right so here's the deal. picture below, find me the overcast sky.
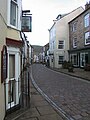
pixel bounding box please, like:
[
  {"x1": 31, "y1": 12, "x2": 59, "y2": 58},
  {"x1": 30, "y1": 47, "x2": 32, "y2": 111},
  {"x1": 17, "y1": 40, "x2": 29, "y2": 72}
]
[{"x1": 22, "y1": 0, "x2": 88, "y2": 46}]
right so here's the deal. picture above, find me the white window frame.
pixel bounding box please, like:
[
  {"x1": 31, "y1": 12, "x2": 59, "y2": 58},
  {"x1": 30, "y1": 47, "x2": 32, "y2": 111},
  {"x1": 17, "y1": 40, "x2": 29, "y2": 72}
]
[
  {"x1": 72, "y1": 22, "x2": 77, "y2": 32},
  {"x1": 6, "y1": 47, "x2": 20, "y2": 110},
  {"x1": 58, "y1": 56, "x2": 64, "y2": 64},
  {"x1": 70, "y1": 54, "x2": 79, "y2": 67},
  {"x1": 85, "y1": 32, "x2": 90, "y2": 45},
  {"x1": 58, "y1": 40, "x2": 64, "y2": 49},
  {"x1": 7, "y1": 0, "x2": 22, "y2": 30},
  {"x1": 73, "y1": 37, "x2": 77, "y2": 48},
  {"x1": 10, "y1": 0, "x2": 18, "y2": 27},
  {"x1": 84, "y1": 13, "x2": 90, "y2": 27}
]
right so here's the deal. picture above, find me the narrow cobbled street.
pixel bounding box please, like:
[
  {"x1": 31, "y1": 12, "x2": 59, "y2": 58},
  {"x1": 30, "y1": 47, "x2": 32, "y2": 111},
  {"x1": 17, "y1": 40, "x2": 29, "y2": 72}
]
[{"x1": 31, "y1": 64, "x2": 90, "y2": 120}]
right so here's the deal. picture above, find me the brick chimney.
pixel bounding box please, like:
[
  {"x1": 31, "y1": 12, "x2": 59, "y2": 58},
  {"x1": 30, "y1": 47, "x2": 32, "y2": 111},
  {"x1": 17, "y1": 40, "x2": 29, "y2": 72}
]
[{"x1": 85, "y1": 1, "x2": 90, "y2": 10}]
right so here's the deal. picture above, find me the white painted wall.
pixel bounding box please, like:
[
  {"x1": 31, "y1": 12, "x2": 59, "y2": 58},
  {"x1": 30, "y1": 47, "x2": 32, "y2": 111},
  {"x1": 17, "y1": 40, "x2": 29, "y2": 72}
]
[{"x1": 49, "y1": 7, "x2": 84, "y2": 68}]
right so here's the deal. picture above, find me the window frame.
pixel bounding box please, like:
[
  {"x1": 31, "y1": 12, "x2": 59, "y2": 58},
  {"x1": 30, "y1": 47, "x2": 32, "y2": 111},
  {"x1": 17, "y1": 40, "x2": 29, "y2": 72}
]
[
  {"x1": 58, "y1": 40, "x2": 64, "y2": 49},
  {"x1": 85, "y1": 31, "x2": 90, "y2": 45},
  {"x1": 10, "y1": 0, "x2": 18, "y2": 27},
  {"x1": 72, "y1": 22, "x2": 77, "y2": 32},
  {"x1": 73, "y1": 37, "x2": 77, "y2": 48},
  {"x1": 70, "y1": 54, "x2": 78, "y2": 66},
  {"x1": 84, "y1": 13, "x2": 90, "y2": 28},
  {"x1": 58, "y1": 56, "x2": 64, "y2": 64}
]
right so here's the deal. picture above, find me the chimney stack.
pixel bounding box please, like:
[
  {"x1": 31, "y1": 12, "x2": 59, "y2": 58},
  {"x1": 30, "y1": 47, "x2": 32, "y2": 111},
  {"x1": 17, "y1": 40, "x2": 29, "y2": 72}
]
[{"x1": 85, "y1": 1, "x2": 90, "y2": 10}]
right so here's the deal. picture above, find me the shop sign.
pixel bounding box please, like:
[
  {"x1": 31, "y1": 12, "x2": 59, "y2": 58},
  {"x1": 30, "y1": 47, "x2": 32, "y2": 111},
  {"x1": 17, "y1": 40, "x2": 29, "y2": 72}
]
[
  {"x1": 1, "y1": 45, "x2": 7, "y2": 83},
  {"x1": 21, "y1": 16, "x2": 32, "y2": 32}
]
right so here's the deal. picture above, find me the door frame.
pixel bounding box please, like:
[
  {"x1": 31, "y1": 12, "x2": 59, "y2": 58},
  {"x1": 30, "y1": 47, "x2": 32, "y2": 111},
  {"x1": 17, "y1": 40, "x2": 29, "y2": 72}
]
[
  {"x1": 80, "y1": 52, "x2": 88, "y2": 67},
  {"x1": 5, "y1": 47, "x2": 20, "y2": 110}
]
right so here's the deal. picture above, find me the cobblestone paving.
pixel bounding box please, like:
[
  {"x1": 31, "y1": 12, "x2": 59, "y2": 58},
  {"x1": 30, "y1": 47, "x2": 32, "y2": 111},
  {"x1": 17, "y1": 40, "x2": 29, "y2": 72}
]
[{"x1": 32, "y1": 64, "x2": 90, "y2": 120}]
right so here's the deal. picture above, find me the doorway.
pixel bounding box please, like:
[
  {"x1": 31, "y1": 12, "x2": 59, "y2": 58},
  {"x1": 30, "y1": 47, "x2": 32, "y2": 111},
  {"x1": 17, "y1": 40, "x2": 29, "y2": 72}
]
[
  {"x1": 5, "y1": 47, "x2": 20, "y2": 110},
  {"x1": 80, "y1": 52, "x2": 88, "y2": 67}
]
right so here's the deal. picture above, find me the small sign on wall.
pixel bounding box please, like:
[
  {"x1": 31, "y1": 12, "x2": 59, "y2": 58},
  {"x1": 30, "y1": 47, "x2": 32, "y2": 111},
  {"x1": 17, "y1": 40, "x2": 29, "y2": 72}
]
[
  {"x1": 1, "y1": 45, "x2": 7, "y2": 83},
  {"x1": 21, "y1": 16, "x2": 32, "y2": 32}
]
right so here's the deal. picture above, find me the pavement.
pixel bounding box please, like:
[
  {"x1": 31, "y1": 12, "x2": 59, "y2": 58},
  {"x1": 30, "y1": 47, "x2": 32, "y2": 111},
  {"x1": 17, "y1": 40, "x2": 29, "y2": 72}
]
[
  {"x1": 5, "y1": 66, "x2": 90, "y2": 120},
  {"x1": 5, "y1": 80, "x2": 64, "y2": 120},
  {"x1": 52, "y1": 67, "x2": 90, "y2": 81}
]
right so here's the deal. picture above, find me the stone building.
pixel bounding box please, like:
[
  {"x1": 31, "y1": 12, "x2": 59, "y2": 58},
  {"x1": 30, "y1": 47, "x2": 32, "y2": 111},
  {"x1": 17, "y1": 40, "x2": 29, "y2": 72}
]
[{"x1": 68, "y1": 2, "x2": 90, "y2": 68}]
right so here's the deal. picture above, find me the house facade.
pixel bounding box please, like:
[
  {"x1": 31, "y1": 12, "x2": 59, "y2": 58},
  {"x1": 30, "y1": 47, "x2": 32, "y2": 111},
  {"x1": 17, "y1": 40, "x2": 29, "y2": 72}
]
[
  {"x1": 49, "y1": 7, "x2": 84, "y2": 68},
  {"x1": 5, "y1": 0, "x2": 22, "y2": 112},
  {"x1": 0, "y1": 0, "x2": 7, "y2": 119},
  {"x1": 0, "y1": 0, "x2": 22, "y2": 119},
  {"x1": 68, "y1": 2, "x2": 90, "y2": 68}
]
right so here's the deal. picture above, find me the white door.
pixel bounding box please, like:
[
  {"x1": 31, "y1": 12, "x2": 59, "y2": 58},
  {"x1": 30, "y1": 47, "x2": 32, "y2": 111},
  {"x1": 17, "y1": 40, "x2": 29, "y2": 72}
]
[{"x1": 6, "y1": 47, "x2": 20, "y2": 110}]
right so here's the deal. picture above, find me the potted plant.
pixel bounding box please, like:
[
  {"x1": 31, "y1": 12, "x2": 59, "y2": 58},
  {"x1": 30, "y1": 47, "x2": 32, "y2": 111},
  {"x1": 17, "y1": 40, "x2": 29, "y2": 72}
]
[
  {"x1": 84, "y1": 64, "x2": 90, "y2": 71},
  {"x1": 68, "y1": 62, "x2": 74, "y2": 72},
  {"x1": 62, "y1": 60, "x2": 68, "y2": 69}
]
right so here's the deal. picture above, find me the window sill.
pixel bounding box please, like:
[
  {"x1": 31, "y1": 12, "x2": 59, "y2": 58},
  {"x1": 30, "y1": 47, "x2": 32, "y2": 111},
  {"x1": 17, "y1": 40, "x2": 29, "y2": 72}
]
[{"x1": 7, "y1": 24, "x2": 21, "y2": 31}]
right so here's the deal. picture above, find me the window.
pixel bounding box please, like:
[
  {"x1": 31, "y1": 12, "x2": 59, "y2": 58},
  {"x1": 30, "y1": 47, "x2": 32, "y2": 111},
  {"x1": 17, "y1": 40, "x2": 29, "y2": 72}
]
[
  {"x1": 80, "y1": 53, "x2": 88, "y2": 67},
  {"x1": 58, "y1": 40, "x2": 64, "y2": 49},
  {"x1": 85, "y1": 32, "x2": 90, "y2": 45},
  {"x1": 10, "y1": 0, "x2": 18, "y2": 26},
  {"x1": 8, "y1": 80, "x2": 16, "y2": 104},
  {"x1": 9, "y1": 55, "x2": 15, "y2": 78},
  {"x1": 8, "y1": 54, "x2": 16, "y2": 104},
  {"x1": 52, "y1": 41, "x2": 54, "y2": 49},
  {"x1": 73, "y1": 38, "x2": 77, "y2": 48},
  {"x1": 71, "y1": 54, "x2": 77, "y2": 66},
  {"x1": 73, "y1": 55, "x2": 77, "y2": 65},
  {"x1": 84, "y1": 13, "x2": 90, "y2": 27},
  {"x1": 72, "y1": 22, "x2": 77, "y2": 32},
  {"x1": 58, "y1": 56, "x2": 64, "y2": 64}
]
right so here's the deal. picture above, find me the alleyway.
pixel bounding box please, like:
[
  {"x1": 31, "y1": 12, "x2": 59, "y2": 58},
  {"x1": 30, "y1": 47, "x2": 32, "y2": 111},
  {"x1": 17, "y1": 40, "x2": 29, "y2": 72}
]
[{"x1": 31, "y1": 64, "x2": 90, "y2": 120}]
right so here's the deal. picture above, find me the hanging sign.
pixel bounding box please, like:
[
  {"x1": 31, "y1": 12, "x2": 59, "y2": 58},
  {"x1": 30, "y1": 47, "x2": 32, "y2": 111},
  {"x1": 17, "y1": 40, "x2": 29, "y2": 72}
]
[
  {"x1": 21, "y1": 16, "x2": 32, "y2": 32},
  {"x1": 1, "y1": 45, "x2": 7, "y2": 83}
]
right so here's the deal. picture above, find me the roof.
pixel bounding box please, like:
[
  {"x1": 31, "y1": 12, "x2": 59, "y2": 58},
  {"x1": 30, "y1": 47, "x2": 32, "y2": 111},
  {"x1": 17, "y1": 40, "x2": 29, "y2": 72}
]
[
  {"x1": 68, "y1": 5, "x2": 90, "y2": 24},
  {"x1": 49, "y1": 6, "x2": 84, "y2": 31}
]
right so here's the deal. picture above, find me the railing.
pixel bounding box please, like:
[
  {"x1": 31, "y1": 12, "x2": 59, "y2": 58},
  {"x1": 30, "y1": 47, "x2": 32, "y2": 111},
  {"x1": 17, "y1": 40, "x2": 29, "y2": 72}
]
[
  {"x1": 20, "y1": 65, "x2": 30, "y2": 108},
  {"x1": 4, "y1": 65, "x2": 31, "y2": 114}
]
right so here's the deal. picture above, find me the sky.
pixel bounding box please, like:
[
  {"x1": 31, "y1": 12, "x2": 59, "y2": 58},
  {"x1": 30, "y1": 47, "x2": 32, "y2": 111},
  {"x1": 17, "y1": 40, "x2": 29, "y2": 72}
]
[{"x1": 22, "y1": 0, "x2": 89, "y2": 46}]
